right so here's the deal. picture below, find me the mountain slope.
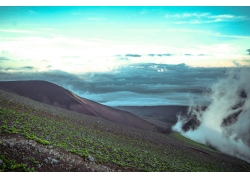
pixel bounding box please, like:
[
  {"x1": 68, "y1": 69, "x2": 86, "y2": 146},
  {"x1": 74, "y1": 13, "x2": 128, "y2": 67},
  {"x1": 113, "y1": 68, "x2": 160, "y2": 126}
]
[
  {"x1": 0, "y1": 80, "x2": 156, "y2": 131},
  {"x1": 1, "y1": 88, "x2": 250, "y2": 172},
  {"x1": 113, "y1": 105, "x2": 188, "y2": 128}
]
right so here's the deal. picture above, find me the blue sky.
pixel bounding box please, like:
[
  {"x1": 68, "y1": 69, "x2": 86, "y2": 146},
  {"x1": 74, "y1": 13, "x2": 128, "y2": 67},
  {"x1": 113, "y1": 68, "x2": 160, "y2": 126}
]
[{"x1": 0, "y1": 6, "x2": 250, "y2": 73}]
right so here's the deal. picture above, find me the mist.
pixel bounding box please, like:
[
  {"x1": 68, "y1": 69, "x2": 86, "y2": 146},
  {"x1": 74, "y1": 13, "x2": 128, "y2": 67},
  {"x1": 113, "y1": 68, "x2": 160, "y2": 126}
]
[{"x1": 173, "y1": 67, "x2": 250, "y2": 163}]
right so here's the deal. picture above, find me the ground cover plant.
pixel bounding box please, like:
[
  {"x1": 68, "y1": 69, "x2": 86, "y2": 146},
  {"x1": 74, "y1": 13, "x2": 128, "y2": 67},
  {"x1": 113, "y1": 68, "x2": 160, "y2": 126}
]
[{"x1": 1, "y1": 89, "x2": 250, "y2": 172}]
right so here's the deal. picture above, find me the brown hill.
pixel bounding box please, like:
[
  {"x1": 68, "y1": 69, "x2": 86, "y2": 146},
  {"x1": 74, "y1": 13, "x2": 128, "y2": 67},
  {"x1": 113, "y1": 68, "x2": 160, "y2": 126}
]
[{"x1": 0, "y1": 80, "x2": 157, "y2": 131}]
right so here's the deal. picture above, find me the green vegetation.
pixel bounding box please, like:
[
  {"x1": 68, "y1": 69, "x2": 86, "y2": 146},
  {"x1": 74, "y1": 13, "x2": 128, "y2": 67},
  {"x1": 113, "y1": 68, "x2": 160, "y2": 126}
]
[
  {"x1": 0, "y1": 155, "x2": 35, "y2": 172},
  {"x1": 0, "y1": 89, "x2": 250, "y2": 172},
  {"x1": 169, "y1": 132, "x2": 218, "y2": 152},
  {"x1": 28, "y1": 157, "x2": 40, "y2": 165}
]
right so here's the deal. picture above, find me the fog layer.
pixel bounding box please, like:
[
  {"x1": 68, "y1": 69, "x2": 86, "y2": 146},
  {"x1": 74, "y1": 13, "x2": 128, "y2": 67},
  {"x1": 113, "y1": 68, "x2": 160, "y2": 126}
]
[{"x1": 173, "y1": 67, "x2": 250, "y2": 163}]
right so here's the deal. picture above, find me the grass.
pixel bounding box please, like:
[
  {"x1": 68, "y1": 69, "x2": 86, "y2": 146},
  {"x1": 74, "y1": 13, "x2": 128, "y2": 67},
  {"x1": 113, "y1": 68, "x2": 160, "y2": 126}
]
[
  {"x1": 0, "y1": 155, "x2": 35, "y2": 172},
  {"x1": 169, "y1": 131, "x2": 218, "y2": 152},
  {"x1": 0, "y1": 89, "x2": 250, "y2": 172}
]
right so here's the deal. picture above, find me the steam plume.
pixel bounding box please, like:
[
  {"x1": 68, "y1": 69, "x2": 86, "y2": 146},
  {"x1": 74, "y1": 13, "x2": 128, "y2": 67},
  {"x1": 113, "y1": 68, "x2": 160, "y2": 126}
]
[{"x1": 173, "y1": 67, "x2": 250, "y2": 163}]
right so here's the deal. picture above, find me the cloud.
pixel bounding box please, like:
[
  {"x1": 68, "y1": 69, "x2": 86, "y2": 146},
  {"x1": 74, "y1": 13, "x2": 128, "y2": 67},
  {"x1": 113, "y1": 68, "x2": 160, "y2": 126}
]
[
  {"x1": 0, "y1": 29, "x2": 36, "y2": 33},
  {"x1": 173, "y1": 67, "x2": 250, "y2": 163},
  {"x1": 0, "y1": 66, "x2": 36, "y2": 73},
  {"x1": 165, "y1": 12, "x2": 249, "y2": 24},
  {"x1": 0, "y1": 57, "x2": 9, "y2": 61},
  {"x1": 125, "y1": 54, "x2": 141, "y2": 57},
  {"x1": 162, "y1": 54, "x2": 174, "y2": 56},
  {"x1": 148, "y1": 54, "x2": 174, "y2": 57},
  {"x1": 0, "y1": 63, "x2": 228, "y2": 106},
  {"x1": 21, "y1": 66, "x2": 35, "y2": 70},
  {"x1": 209, "y1": 14, "x2": 248, "y2": 22},
  {"x1": 61, "y1": 56, "x2": 81, "y2": 59},
  {"x1": 165, "y1": 13, "x2": 210, "y2": 19},
  {"x1": 119, "y1": 57, "x2": 129, "y2": 61}
]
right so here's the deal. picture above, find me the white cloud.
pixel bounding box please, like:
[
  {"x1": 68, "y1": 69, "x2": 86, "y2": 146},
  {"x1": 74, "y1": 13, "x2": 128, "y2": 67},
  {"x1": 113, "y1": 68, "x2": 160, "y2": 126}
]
[
  {"x1": 165, "y1": 13, "x2": 209, "y2": 19},
  {"x1": 0, "y1": 29, "x2": 36, "y2": 33},
  {"x1": 165, "y1": 12, "x2": 249, "y2": 24},
  {"x1": 209, "y1": 14, "x2": 248, "y2": 22}
]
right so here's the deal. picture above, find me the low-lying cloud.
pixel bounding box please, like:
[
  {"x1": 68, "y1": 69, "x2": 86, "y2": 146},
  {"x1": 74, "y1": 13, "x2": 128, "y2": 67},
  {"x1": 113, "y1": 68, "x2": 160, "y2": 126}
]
[
  {"x1": 0, "y1": 63, "x2": 227, "y2": 106},
  {"x1": 173, "y1": 67, "x2": 250, "y2": 163}
]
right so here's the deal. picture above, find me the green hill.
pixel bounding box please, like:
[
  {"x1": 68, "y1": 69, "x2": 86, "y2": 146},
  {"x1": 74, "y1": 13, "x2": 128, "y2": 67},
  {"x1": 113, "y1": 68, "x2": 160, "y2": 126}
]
[{"x1": 0, "y1": 89, "x2": 250, "y2": 172}]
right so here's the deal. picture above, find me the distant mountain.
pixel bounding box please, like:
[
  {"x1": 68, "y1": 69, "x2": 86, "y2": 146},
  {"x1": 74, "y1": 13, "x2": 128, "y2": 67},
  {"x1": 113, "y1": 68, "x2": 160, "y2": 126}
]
[
  {"x1": 0, "y1": 80, "x2": 156, "y2": 131},
  {"x1": 113, "y1": 105, "x2": 188, "y2": 128}
]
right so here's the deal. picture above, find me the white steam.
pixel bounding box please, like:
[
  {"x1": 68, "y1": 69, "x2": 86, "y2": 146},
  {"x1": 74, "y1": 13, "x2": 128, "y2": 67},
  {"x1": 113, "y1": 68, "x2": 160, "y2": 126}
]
[{"x1": 172, "y1": 67, "x2": 250, "y2": 163}]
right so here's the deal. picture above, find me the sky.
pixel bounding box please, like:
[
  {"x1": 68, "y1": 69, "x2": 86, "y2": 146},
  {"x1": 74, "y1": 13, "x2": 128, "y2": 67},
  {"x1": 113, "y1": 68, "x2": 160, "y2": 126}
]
[
  {"x1": 0, "y1": 5, "x2": 250, "y2": 106},
  {"x1": 0, "y1": 6, "x2": 250, "y2": 73}
]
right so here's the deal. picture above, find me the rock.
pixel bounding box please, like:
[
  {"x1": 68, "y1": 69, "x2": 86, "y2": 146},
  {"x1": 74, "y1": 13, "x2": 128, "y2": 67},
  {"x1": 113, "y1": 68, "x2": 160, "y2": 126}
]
[
  {"x1": 9, "y1": 138, "x2": 16, "y2": 142},
  {"x1": 48, "y1": 145, "x2": 53, "y2": 149},
  {"x1": 45, "y1": 159, "x2": 49, "y2": 164},
  {"x1": 30, "y1": 141, "x2": 37, "y2": 147},
  {"x1": 20, "y1": 140, "x2": 25, "y2": 145},
  {"x1": 87, "y1": 155, "x2": 95, "y2": 162},
  {"x1": 0, "y1": 159, "x2": 3, "y2": 165},
  {"x1": 37, "y1": 146, "x2": 46, "y2": 153},
  {"x1": 101, "y1": 165, "x2": 107, "y2": 169},
  {"x1": 9, "y1": 142, "x2": 15, "y2": 148},
  {"x1": 49, "y1": 149, "x2": 53, "y2": 154},
  {"x1": 51, "y1": 158, "x2": 59, "y2": 165}
]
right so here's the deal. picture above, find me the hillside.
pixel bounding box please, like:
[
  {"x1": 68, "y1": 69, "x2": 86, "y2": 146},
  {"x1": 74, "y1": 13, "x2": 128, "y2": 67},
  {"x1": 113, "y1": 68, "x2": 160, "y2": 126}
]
[
  {"x1": 0, "y1": 81, "x2": 156, "y2": 131},
  {"x1": 113, "y1": 105, "x2": 188, "y2": 129},
  {"x1": 1, "y1": 88, "x2": 250, "y2": 172}
]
